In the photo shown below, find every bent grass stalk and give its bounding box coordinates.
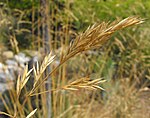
[29,16,143,96]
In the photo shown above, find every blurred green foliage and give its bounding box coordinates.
[7,0,39,9]
[0,0,149,83]
[72,0,150,30]
[0,0,149,48]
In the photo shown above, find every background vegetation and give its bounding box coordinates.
[0,0,149,118]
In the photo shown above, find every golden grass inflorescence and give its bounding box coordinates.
[31,16,143,96]
[0,16,143,118]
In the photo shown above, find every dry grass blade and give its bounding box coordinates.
[26,109,37,118]
[30,78,106,96]
[30,52,55,94]
[0,112,14,118]
[16,75,21,96]
[63,77,106,91]
[16,65,33,96]
[61,17,143,62]
[109,16,144,31]
[40,53,55,72]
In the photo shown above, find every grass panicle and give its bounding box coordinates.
[0,16,144,118]
[32,17,143,95]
